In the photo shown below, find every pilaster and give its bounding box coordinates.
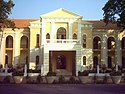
[14,32,20,67]
[41,19,46,45]
[68,22,72,39]
[51,21,55,40]
[78,20,81,43]
[116,33,121,66]
[102,34,107,65]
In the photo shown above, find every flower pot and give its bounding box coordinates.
[79,76,89,84]
[111,76,122,84]
[13,76,23,84]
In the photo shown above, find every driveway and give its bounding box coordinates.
[0,84,125,94]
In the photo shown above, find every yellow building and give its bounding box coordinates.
[0,8,125,76]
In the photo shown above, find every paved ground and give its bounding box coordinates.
[0,84,125,94]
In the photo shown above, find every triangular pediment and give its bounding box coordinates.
[40,8,82,18]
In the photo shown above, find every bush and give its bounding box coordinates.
[12,69,24,76]
[36,75,43,83]
[3,76,11,83]
[47,71,56,76]
[28,69,41,73]
[68,76,76,84]
[78,70,89,76]
[58,75,65,84]
[110,71,122,76]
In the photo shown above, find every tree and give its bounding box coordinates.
[0,0,15,63]
[0,0,15,28]
[102,0,125,30]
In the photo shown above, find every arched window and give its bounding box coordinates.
[83,34,86,48]
[108,56,112,68]
[93,56,98,68]
[107,37,115,49]
[83,56,86,65]
[57,27,66,39]
[122,56,125,68]
[36,55,39,65]
[56,55,66,69]
[36,34,40,47]
[46,33,50,39]
[6,36,13,48]
[93,36,101,49]
[20,36,28,48]
[73,33,77,39]
[122,37,125,49]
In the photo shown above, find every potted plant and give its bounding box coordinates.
[110,70,122,84]
[12,68,24,84]
[78,70,89,84]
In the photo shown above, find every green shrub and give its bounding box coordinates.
[47,71,56,76]
[110,71,122,76]
[78,70,89,76]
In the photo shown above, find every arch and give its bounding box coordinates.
[93,56,98,68]
[83,56,86,65]
[6,36,13,48]
[56,54,66,69]
[108,56,112,68]
[121,37,125,49]
[73,33,77,39]
[107,37,115,49]
[57,27,66,39]
[46,33,50,39]
[93,36,101,49]
[20,36,28,48]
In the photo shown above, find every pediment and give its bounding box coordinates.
[40,8,82,19]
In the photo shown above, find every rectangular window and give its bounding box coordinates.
[36,34,40,47]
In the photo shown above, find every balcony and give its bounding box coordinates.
[46,39,80,44]
[44,39,81,51]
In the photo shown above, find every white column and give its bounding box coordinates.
[116,33,121,66]
[78,21,81,43]
[102,34,107,65]
[14,32,20,67]
[41,19,46,45]
[68,22,72,39]
[51,21,55,40]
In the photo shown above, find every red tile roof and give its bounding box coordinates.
[83,20,119,29]
[11,19,37,28]
[1,19,120,30]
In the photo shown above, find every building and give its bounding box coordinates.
[0,8,125,76]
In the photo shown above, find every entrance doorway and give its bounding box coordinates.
[49,51,76,76]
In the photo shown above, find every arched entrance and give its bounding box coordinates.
[57,27,66,39]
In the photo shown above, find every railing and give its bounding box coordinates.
[46,39,80,44]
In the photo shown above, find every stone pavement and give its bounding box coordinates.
[0,84,125,94]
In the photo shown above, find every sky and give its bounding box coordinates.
[9,0,108,20]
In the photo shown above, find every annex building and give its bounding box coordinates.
[0,8,125,76]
